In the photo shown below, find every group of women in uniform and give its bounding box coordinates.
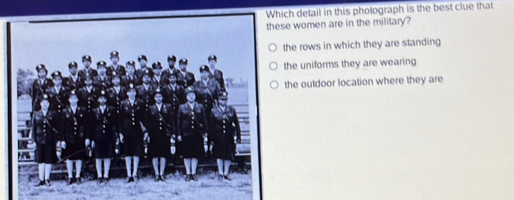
[29,52,242,186]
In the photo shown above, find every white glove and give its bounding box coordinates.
[61,141,67,149]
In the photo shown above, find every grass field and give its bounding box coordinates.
[18,170,252,200]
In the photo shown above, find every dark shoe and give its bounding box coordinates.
[103,177,110,184]
[98,177,104,184]
[185,174,191,182]
[241,169,248,174]
[191,174,198,181]
[154,175,160,182]
[133,175,139,182]
[125,177,133,183]
[66,178,73,185]
[159,175,165,182]
[224,175,232,181]
[44,179,51,186]
[218,174,224,181]
[76,177,82,185]
[35,180,45,186]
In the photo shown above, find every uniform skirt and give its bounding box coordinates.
[123,133,144,157]
[180,133,205,158]
[148,131,171,158]
[211,133,236,160]
[94,138,115,159]
[62,140,87,160]
[36,143,57,163]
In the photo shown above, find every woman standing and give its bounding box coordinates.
[61,90,88,185]
[32,94,59,186]
[209,91,241,181]
[177,87,208,181]
[146,89,174,181]
[88,90,118,184]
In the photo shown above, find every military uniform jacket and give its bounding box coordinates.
[210,69,225,90]
[107,64,126,76]
[163,84,185,113]
[93,75,112,90]
[176,71,196,88]
[32,110,59,145]
[193,80,221,109]
[78,86,100,111]
[136,66,153,78]
[90,106,118,142]
[136,84,156,110]
[31,78,51,110]
[62,106,88,144]
[146,103,175,137]
[45,86,70,112]
[106,86,127,113]
[209,105,241,141]
[63,75,83,91]
[177,102,208,137]
[150,75,166,88]
[161,67,180,79]
[78,68,98,78]
[121,74,142,87]
[119,98,146,135]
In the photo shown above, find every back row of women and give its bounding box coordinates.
[30,52,242,186]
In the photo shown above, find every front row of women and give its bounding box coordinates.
[31,87,241,186]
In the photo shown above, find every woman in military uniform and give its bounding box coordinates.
[61,90,88,185]
[193,65,221,120]
[88,90,118,184]
[210,92,242,181]
[146,89,174,181]
[177,87,209,181]
[119,84,146,183]
[31,64,51,111]
[32,95,59,186]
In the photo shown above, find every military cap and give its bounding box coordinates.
[208,55,217,62]
[218,91,228,100]
[154,87,162,96]
[82,55,92,61]
[83,73,93,80]
[41,94,50,102]
[111,71,121,79]
[167,55,177,62]
[99,90,107,97]
[51,71,62,79]
[199,65,210,73]
[69,90,78,97]
[97,61,107,68]
[110,51,120,58]
[152,62,162,69]
[179,58,188,65]
[128,83,137,91]
[143,69,152,77]
[168,70,177,77]
[68,61,78,68]
[185,87,195,94]
[35,64,46,71]
[126,60,136,67]
[138,55,147,61]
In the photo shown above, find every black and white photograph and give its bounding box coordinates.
[9,13,259,200]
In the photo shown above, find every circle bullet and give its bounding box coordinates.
[270,80,279,89]
[269,62,278,71]
[268,43,277,52]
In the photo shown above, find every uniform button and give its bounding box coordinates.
[133,122,135,125]
[132,113,134,116]
[74,122,77,125]
[191,126,194,128]
[103,130,105,133]
[74,127,77,130]
[103,125,105,128]
[223,126,225,128]
[132,118,135,120]
[223,120,225,123]
[160,127,162,130]
[223,131,226,133]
